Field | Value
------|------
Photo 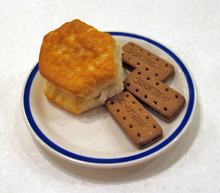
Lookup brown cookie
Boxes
[122,42,174,83]
[124,68,186,122]
[105,91,163,149]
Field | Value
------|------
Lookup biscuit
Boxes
[39,19,122,97]
[122,42,174,83]
[105,91,163,149]
[39,19,124,114]
[124,68,186,122]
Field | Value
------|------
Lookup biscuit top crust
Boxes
[39,19,117,97]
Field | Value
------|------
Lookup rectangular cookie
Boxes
[124,68,186,122]
[122,42,174,83]
[105,91,163,149]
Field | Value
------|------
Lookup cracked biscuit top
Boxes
[39,19,118,97]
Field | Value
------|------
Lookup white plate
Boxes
[22,32,197,169]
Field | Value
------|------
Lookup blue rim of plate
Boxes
[23,32,195,165]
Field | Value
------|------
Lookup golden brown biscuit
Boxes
[39,19,124,114]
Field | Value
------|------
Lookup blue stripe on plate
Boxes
[23,32,195,164]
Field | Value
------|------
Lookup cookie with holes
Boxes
[105,91,163,149]
[124,68,186,122]
[122,42,174,83]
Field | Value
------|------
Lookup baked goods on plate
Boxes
[22,31,197,168]
[39,19,124,114]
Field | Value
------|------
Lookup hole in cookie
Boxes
[116,109,120,112]
[111,101,114,105]
[175,94,179,98]
[137,62,140,66]
[156,82,159,85]
[155,73,158,77]
[126,94,129,97]
[137,133,141,137]
[146,116,149,119]
[126,83,130,87]
[129,124,133,128]
[144,95,148,98]
[145,68,149,71]
[153,101,157,105]
[138,71,141,75]
[165,88,169,91]
[130,44,134,46]
[138,49,142,51]
[156,58,159,61]
[153,125,156,128]
[148,53,150,56]
[165,64,168,67]
[164,107,168,111]
[139,108,142,111]
[123,117,126,120]
[132,101,136,104]
[135,89,139,92]
[147,77,150,80]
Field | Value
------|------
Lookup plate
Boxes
[22,32,197,169]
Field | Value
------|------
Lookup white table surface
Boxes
[1,0,220,192]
